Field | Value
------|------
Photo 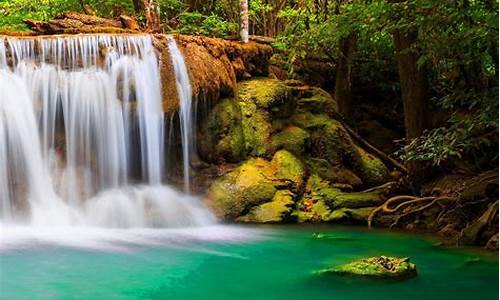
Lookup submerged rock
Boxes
[318,256,417,280]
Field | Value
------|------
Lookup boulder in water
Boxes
[318,256,417,280]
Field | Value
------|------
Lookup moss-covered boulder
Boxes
[198,98,246,163]
[237,190,295,223]
[319,188,384,209]
[205,158,277,220]
[238,78,294,115]
[296,87,336,115]
[271,125,310,155]
[310,119,389,186]
[271,150,306,191]
[306,158,362,188]
[290,112,332,130]
[355,146,390,186]
[328,207,376,224]
[317,256,417,280]
[205,150,305,220]
[237,78,293,157]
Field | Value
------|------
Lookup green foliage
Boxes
[176,11,237,38]
[0,0,79,31]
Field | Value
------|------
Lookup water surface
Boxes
[1,225,498,300]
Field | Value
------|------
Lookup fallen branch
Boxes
[333,112,407,174]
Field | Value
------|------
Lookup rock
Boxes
[198,98,246,163]
[25,12,135,35]
[306,158,363,188]
[290,112,332,130]
[486,233,499,250]
[270,150,306,191]
[355,146,390,186]
[205,150,304,220]
[271,125,310,155]
[237,190,295,223]
[328,207,376,224]
[318,256,417,280]
[319,188,384,209]
[460,201,499,246]
[155,35,273,113]
[237,78,293,156]
[205,158,277,220]
[296,87,336,115]
[310,119,389,186]
[296,199,332,223]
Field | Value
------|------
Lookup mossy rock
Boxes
[309,119,389,186]
[310,119,358,166]
[237,78,293,157]
[205,150,304,220]
[317,256,417,280]
[296,87,336,114]
[319,188,384,209]
[355,146,390,186]
[328,207,376,224]
[306,157,362,188]
[271,150,306,191]
[237,190,295,223]
[238,78,294,116]
[290,112,332,130]
[271,125,310,155]
[296,199,332,223]
[198,98,246,163]
[205,158,277,220]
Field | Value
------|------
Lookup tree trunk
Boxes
[132,0,160,32]
[334,33,357,116]
[240,0,249,42]
[393,29,430,182]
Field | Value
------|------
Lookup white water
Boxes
[0,34,213,228]
[168,38,194,193]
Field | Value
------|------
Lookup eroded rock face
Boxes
[317,256,417,280]
[155,35,273,113]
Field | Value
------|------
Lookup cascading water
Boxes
[168,38,194,193]
[0,34,214,228]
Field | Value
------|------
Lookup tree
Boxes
[240,0,249,42]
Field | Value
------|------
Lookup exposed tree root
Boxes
[368,195,456,228]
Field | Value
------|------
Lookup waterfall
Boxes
[168,38,194,193]
[0,34,213,227]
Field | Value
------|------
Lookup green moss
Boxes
[237,190,295,223]
[318,256,417,280]
[355,146,390,186]
[290,112,332,130]
[306,157,363,188]
[271,125,310,155]
[327,207,376,223]
[198,98,246,163]
[206,158,277,220]
[238,78,293,113]
[319,188,383,209]
[296,87,336,114]
[239,99,272,157]
[296,199,332,223]
[237,78,293,157]
[271,150,306,190]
